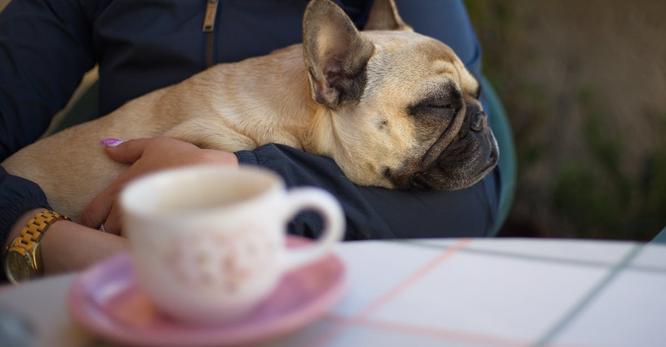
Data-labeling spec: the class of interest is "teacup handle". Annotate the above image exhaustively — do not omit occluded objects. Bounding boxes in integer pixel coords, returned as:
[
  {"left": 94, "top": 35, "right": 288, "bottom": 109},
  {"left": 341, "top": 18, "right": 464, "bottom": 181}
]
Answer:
[{"left": 282, "top": 188, "right": 345, "bottom": 271}]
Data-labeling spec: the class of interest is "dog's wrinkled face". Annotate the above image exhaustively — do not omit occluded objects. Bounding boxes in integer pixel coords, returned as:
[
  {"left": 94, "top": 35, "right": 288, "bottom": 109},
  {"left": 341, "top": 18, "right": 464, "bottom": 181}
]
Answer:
[
  {"left": 304, "top": 0, "right": 498, "bottom": 190},
  {"left": 359, "top": 32, "right": 499, "bottom": 190}
]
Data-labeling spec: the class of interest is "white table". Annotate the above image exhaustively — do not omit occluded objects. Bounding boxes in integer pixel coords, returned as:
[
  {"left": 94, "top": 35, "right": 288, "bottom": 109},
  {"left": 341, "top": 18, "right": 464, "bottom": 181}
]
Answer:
[{"left": 1, "top": 238, "right": 665, "bottom": 347}]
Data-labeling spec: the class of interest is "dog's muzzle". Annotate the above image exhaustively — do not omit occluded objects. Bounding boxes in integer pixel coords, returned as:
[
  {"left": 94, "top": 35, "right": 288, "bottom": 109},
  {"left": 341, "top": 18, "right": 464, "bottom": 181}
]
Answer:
[{"left": 411, "top": 106, "right": 499, "bottom": 191}]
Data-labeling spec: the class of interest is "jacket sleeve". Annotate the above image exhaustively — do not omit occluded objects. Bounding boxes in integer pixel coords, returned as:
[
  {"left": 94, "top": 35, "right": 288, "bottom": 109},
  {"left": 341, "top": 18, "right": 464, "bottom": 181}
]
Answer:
[
  {"left": 0, "top": 1, "right": 95, "bottom": 242},
  {"left": 236, "top": 144, "right": 498, "bottom": 240}
]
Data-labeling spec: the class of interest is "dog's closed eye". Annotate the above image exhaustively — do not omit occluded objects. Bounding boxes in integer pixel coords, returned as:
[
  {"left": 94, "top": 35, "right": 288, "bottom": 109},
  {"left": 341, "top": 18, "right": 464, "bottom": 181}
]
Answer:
[
  {"left": 425, "top": 103, "right": 454, "bottom": 110},
  {"left": 409, "top": 83, "right": 462, "bottom": 116},
  {"left": 409, "top": 96, "right": 461, "bottom": 116}
]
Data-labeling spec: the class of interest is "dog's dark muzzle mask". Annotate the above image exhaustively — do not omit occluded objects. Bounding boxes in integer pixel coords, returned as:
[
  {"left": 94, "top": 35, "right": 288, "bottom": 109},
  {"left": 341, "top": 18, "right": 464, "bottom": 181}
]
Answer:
[{"left": 394, "top": 100, "right": 499, "bottom": 191}]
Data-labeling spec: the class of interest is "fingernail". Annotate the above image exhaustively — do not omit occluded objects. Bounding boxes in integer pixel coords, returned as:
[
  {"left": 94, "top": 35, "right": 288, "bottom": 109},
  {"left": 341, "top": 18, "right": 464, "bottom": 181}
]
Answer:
[{"left": 100, "top": 138, "right": 123, "bottom": 147}]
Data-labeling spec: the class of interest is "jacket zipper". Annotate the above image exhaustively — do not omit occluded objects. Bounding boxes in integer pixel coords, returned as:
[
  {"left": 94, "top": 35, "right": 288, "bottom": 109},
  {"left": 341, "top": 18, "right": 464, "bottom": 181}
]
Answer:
[{"left": 203, "top": 0, "right": 219, "bottom": 67}]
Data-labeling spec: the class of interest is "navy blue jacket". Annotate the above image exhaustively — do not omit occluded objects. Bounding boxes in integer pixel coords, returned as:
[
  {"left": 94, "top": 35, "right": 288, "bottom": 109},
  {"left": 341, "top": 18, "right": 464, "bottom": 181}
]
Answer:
[{"left": 0, "top": 0, "right": 498, "bottom": 244}]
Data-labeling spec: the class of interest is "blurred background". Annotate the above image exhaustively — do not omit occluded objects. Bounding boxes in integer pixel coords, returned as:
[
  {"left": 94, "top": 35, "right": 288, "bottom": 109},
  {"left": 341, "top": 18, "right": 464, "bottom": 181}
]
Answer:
[
  {"left": 1, "top": 0, "right": 663, "bottom": 240},
  {"left": 465, "top": 0, "right": 666, "bottom": 240}
]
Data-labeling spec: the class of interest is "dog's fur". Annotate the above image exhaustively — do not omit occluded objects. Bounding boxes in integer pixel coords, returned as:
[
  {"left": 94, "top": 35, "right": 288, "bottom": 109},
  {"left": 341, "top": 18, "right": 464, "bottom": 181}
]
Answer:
[{"left": 2, "top": 0, "right": 498, "bottom": 220}]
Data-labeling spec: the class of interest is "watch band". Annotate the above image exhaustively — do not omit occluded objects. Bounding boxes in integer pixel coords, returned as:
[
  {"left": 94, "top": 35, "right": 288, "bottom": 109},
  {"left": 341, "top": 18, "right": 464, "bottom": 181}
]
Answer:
[{"left": 7, "top": 210, "right": 70, "bottom": 271}]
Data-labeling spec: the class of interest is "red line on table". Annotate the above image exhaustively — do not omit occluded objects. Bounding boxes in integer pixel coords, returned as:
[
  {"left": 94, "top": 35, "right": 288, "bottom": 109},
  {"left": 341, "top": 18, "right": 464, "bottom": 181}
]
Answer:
[
  {"left": 335, "top": 315, "right": 532, "bottom": 347},
  {"left": 310, "top": 238, "right": 472, "bottom": 347},
  {"left": 358, "top": 238, "right": 472, "bottom": 318},
  {"left": 315, "top": 314, "right": 598, "bottom": 347}
]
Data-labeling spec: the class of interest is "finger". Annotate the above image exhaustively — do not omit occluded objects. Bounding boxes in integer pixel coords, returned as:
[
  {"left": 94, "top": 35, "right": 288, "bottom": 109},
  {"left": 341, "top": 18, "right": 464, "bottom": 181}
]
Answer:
[
  {"left": 102, "top": 204, "right": 123, "bottom": 236},
  {"left": 83, "top": 138, "right": 155, "bottom": 226},
  {"left": 79, "top": 186, "right": 115, "bottom": 228},
  {"left": 103, "top": 138, "right": 152, "bottom": 164}
]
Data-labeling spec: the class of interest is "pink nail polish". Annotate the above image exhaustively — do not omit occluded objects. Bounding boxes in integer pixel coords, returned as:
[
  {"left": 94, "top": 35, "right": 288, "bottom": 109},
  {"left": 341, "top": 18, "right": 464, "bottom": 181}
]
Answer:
[{"left": 100, "top": 138, "right": 123, "bottom": 147}]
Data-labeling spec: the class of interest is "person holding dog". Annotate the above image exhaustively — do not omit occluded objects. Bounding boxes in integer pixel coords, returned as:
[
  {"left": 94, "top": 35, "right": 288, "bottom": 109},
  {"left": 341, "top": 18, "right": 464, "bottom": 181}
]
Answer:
[{"left": 0, "top": 0, "right": 499, "bottom": 283}]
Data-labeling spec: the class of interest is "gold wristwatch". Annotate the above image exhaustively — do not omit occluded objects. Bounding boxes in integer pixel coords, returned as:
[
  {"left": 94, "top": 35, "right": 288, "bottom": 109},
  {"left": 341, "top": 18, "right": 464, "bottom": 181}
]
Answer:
[{"left": 4, "top": 210, "right": 70, "bottom": 284}]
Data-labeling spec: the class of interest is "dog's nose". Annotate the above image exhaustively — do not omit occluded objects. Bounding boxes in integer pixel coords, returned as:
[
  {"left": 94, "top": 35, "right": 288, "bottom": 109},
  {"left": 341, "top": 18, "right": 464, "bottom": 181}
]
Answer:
[{"left": 470, "top": 111, "right": 487, "bottom": 132}]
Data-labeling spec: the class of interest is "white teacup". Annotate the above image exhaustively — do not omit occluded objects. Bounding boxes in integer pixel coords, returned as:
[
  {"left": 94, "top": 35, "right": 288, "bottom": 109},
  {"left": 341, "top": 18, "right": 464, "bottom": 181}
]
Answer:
[{"left": 120, "top": 165, "right": 344, "bottom": 324}]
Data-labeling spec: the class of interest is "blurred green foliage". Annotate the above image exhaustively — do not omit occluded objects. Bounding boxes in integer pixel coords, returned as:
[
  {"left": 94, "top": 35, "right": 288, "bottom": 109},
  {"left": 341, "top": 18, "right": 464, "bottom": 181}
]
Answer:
[{"left": 465, "top": 0, "right": 666, "bottom": 240}]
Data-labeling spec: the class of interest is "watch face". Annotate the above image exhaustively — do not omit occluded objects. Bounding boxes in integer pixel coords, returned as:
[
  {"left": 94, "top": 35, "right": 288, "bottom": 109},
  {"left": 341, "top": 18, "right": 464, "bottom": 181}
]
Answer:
[{"left": 4, "top": 251, "right": 35, "bottom": 284}]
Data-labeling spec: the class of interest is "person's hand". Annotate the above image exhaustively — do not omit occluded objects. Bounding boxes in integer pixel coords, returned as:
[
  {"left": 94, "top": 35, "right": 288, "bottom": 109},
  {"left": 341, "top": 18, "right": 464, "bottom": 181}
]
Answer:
[{"left": 80, "top": 137, "right": 238, "bottom": 235}]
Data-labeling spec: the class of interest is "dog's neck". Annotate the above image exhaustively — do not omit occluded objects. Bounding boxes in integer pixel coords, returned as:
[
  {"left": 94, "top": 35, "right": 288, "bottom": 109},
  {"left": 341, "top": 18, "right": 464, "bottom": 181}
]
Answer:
[{"left": 203, "top": 44, "right": 343, "bottom": 158}]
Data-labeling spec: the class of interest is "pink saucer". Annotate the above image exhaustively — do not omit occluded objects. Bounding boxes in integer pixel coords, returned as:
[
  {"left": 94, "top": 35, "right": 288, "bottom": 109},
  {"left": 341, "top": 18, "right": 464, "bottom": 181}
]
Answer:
[{"left": 67, "top": 236, "right": 346, "bottom": 347}]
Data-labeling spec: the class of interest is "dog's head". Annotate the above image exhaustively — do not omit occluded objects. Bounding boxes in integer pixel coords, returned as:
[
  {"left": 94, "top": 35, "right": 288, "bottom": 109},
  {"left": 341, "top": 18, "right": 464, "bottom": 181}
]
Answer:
[{"left": 303, "top": 0, "right": 499, "bottom": 190}]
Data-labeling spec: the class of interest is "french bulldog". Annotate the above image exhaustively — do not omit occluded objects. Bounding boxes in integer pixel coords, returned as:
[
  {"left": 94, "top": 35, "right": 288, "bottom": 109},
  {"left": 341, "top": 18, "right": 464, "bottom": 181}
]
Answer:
[{"left": 2, "top": 0, "right": 499, "bottom": 220}]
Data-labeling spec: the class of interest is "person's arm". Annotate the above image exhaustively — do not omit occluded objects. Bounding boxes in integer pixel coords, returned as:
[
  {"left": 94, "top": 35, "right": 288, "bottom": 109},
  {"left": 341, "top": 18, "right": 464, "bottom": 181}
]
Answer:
[
  {"left": 236, "top": 144, "right": 497, "bottom": 240},
  {"left": 5, "top": 208, "right": 128, "bottom": 275},
  {"left": 4, "top": 137, "right": 238, "bottom": 278},
  {"left": 0, "top": 0, "right": 96, "bottom": 277}
]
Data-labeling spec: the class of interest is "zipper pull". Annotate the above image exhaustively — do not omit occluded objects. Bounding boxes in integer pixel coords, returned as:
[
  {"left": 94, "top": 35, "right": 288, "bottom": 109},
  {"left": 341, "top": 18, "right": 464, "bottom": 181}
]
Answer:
[{"left": 203, "top": 0, "right": 219, "bottom": 32}]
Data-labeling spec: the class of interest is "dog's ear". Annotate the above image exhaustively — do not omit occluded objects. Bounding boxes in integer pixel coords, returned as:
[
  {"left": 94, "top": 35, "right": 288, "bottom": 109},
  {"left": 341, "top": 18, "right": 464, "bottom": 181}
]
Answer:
[
  {"left": 364, "top": 0, "right": 412, "bottom": 31},
  {"left": 303, "top": 0, "right": 374, "bottom": 108}
]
